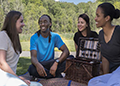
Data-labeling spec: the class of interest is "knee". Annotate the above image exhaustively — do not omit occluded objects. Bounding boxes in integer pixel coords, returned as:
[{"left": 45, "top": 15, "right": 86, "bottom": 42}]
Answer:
[
  {"left": 28, "top": 64, "right": 36, "bottom": 75},
  {"left": 67, "top": 55, "right": 74, "bottom": 59},
  {"left": 88, "top": 78, "right": 93, "bottom": 86},
  {"left": 88, "top": 78, "right": 97, "bottom": 86}
]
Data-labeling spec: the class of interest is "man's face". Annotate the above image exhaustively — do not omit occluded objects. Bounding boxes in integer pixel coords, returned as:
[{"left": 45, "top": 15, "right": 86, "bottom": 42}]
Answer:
[{"left": 39, "top": 16, "right": 51, "bottom": 33}]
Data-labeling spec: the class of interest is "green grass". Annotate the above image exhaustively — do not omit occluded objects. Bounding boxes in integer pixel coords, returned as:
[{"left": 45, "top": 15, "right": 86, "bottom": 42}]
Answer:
[
  {"left": 59, "top": 33, "right": 74, "bottom": 40},
  {"left": 17, "top": 57, "right": 31, "bottom": 75},
  {"left": 64, "top": 40, "right": 75, "bottom": 52},
  {"left": 21, "top": 42, "right": 30, "bottom": 51},
  {"left": 19, "top": 34, "right": 31, "bottom": 42}
]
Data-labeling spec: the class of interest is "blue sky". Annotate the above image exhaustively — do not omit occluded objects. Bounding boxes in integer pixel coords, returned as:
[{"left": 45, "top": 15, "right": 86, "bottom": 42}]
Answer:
[{"left": 55, "top": 0, "right": 95, "bottom": 5}]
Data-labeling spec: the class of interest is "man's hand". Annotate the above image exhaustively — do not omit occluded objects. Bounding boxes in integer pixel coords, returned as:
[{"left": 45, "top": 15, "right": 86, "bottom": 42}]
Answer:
[
  {"left": 31, "top": 50, "right": 47, "bottom": 77},
  {"left": 50, "top": 62, "right": 58, "bottom": 77},
  {"left": 36, "top": 63, "right": 47, "bottom": 77}
]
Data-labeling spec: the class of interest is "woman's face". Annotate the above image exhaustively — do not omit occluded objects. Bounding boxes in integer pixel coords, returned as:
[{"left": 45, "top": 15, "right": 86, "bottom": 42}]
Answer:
[
  {"left": 95, "top": 7, "right": 107, "bottom": 28},
  {"left": 39, "top": 16, "right": 51, "bottom": 33},
  {"left": 16, "top": 15, "right": 25, "bottom": 34},
  {"left": 77, "top": 17, "right": 88, "bottom": 32}
]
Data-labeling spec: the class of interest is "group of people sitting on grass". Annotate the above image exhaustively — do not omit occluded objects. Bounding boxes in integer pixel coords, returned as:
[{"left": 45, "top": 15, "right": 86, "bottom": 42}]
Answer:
[{"left": 0, "top": 2, "right": 120, "bottom": 86}]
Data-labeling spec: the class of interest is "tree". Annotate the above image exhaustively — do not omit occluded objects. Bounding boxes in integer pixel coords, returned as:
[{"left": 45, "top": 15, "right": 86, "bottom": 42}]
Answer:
[
  {"left": 0, "top": 7, "right": 4, "bottom": 29},
  {"left": 23, "top": 2, "right": 47, "bottom": 34},
  {"left": 96, "top": 0, "right": 120, "bottom": 3}
]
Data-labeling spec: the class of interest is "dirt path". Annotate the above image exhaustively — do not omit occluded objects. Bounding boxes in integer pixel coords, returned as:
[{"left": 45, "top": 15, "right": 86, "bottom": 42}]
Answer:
[{"left": 20, "top": 51, "right": 76, "bottom": 58}]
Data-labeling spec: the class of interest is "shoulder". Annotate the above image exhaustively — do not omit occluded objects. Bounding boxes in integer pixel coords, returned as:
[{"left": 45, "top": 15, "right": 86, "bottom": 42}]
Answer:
[
  {"left": 99, "top": 29, "right": 103, "bottom": 35},
  {"left": 91, "top": 31, "right": 97, "bottom": 34},
  {"left": 0, "top": 31, "right": 10, "bottom": 45},
  {"left": 30, "top": 33, "right": 39, "bottom": 41},
  {"left": 74, "top": 31, "right": 81, "bottom": 37},
  {"left": 90, "top": 31, "right": 98, "bottom": 35},
  {"left": 90, "top": 31, "right": 98, "bottom": 38},
  {"left": 74, "top": 32, "right": 78, "bottom": 36},
  {"left": 0, "top": 31, "right": 7, "bottom": 35},
  {"left": 51, "top": 32, "right": 61, "bottom": 38},
  {"left": 115, "top": 25, "right": 120, "bottom": 31},
  {"left": 114, "top": 25, "right": 120, "bottom": 36},
  {"left": 98, "top": 30, "right": 104, "bottom": 39},
  {"left": 98, "top": 30, "right": 103, "bottom": 43},
  {"left": 51, "top": 32, "right": 59, "bottom": 35},
  {"left": 0, "top": 31, "right": 9, "bottom": 39},
  {"left": 31, "top": 33, "right": 38, "bottom": 39},
  {"left": 74, "top": 31, "right": 82, "bottom": 40},
  {"left": 75, "top": 32, "right": 80, "bottom": 35}
]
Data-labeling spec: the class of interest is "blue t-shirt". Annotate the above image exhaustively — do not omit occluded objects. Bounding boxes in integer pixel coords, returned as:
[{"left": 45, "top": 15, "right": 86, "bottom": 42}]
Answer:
[{"left": 30, "top": 32, "right": 64, "bottom": 62}]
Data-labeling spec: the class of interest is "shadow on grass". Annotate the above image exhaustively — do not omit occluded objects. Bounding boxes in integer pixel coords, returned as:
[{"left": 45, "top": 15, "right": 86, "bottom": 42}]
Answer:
[{"left": 17, "top": 57, "right": 31, "bottom": 76}]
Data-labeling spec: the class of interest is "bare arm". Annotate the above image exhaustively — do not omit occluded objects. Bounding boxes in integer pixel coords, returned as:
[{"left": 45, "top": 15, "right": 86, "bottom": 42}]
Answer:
[
  {"left": 30, "top": 50, "right": 47, "bottom": 77},
  {"left": 57, "top": 44, "right": 70, "bottom": 62},
  {"left": 31, "top": 50, "right": 39, "bottom": 66},
  {"left": 50, "top": 44, "right": 70, "bottom": 76},
  {"left": 74, "top": 42, "right": 78, "bottom": 52},
  {"left": 0, "top": 50, "right": 16, "bottom": 76},
  {"left": 0, "top": 50, "right": 30, "bottom": 85},
  {"left": 102, "top": 56, "right": 109, "bottom": 74}
]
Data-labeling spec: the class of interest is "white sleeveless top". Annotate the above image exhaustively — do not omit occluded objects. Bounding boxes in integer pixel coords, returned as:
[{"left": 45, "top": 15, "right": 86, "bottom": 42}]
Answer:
[{"left": 0, "top": 31, "right": 20, "bottom": 73}]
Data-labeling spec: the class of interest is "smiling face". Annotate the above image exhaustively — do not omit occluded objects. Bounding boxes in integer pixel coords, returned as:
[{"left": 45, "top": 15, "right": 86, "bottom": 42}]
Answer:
[
  {"left": 77, "top": 17, "right": 88, "bottom": 32},
  {"left": 39, "top": 16, "right": 51, "bottom": 33},
  {"left": 95, "top": 7, "right": 108, "bottom": 28},
  {"left": 16, "top": 15, "right": 25, "bottom": 34}
]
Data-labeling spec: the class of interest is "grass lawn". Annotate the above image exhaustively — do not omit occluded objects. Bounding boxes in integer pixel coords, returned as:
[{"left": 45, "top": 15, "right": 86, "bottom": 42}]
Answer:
[
  {"left": 17, "top": 57, "right": 31, "bottom": 75},
  {"left": 21, "top": 42, "right": 30, "bottom": 51},
  {"left": 64, "top": 40, "right": 75, "bottom": 52}
]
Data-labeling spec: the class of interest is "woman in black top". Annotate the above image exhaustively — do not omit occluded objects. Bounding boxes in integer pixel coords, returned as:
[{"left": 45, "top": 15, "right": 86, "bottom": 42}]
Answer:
[
  {"left": 88, "top": 2, "right": 120, "bottom": 86},
  {"left": 74, "top": 13, "right": 98, "bottom": 52},
  {"left": 95, "top": 3, "right": 120, "bottom": 74}
]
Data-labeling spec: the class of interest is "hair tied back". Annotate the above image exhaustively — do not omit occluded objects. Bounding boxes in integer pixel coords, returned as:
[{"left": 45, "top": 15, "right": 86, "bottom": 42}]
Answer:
[{"left": 114, "top": 9, "right": 120, "bottom": 19}]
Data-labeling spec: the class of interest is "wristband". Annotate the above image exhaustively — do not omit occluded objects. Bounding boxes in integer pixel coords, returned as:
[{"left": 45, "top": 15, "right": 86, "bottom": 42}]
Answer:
[{"left": 55, "top": 59, "right": 60, "bottom": 63}]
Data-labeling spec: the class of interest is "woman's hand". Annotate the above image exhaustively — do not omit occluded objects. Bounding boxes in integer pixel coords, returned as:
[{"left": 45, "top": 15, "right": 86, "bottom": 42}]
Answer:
[
  {"left": 23, "top": 79, "right": 31, "bottom": 86},
  {"left": 19, "top": 76, "right": 30, "bottom": 85}
]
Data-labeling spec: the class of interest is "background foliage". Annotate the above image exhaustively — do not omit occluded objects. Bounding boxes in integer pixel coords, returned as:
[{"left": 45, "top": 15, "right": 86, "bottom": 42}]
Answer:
[
  {"left": 0, "top": 0, "right": 120, "bottom": 52},
  {"left": 0, "top": 0, "right": 120, "bottom": 35}
]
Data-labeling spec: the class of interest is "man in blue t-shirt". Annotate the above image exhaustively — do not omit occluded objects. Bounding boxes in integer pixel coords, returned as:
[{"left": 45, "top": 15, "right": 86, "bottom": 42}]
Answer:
[{"left": 28, "top": 14, "right": 70, "bottom": 78}]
